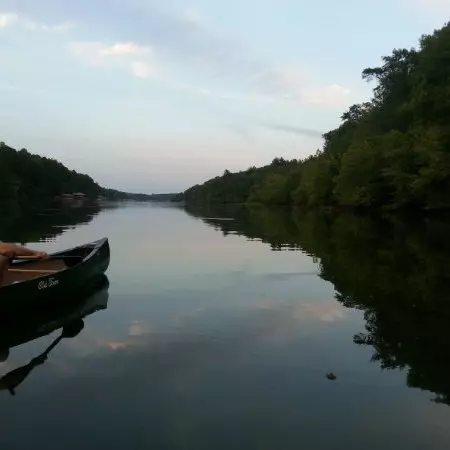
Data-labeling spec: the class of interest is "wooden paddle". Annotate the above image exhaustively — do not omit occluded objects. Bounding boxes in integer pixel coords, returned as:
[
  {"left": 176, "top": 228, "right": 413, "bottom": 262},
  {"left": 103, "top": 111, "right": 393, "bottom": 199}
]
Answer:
[
  {"left": 7, "top": 269, "right": 60, "bottom": 274},
  {"left": 14, "top": 255, "right": 81, "bottom": 260},
  {"left": 9, "top": 254, "right": 82, "bottom": 273}
]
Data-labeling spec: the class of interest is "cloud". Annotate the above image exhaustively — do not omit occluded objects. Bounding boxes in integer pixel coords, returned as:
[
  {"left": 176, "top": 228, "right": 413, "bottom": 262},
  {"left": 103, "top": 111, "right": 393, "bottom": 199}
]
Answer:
[
  {"left": 164, "top": 47, "right": 351, "bottom": 109},
  {"left": 70, "top": 41, "right": 157, "bottom": 78},
  {"left": 0, "top": 11, "right": 72, "bottom": 32},
  {"left": 0, "top": 12, "right": 18, "bottom": 28},
  {"left": 303, "top": 84, "right": 351, "bottom": 108},
  {"left": 250, "top": 67, "right": 308, "bottom": 96},
  {"left": 171, "top": 88, "right": 324, "bottom": 141},
  {"left": 70, "top": 41, "right": 151, "bottom": 65},
  {"left": 0, "top": 83, "right": 46, "bottom": 95},
  {"left": 257, "top": 122, "right": 323, "bottom": 138},
  {"left": 101, "top": 42, "right": 150, "bottom": 57},
  {"left": 249, "top": 67, "right": 351, "bottom": 108},
  {"left": 71, "top": 42, "right": 110, "bottom": 67},
  {"left": 131, "top": 61, "right": 155, "bottom": 79},
  {"left": 414, "top": 0, "right": 450, "bottom": 11},
  {"left": 48, "top": 1, "right": 349, "bottom": 108},
  {"left": 180, "top": 8, "right": 207, "bottom": 29},
  {"left": 171, "top": 83, "right": 213, "bottom": 97},
  {"left": 23, "top": 19, "right": 73, "bottom": 32}
]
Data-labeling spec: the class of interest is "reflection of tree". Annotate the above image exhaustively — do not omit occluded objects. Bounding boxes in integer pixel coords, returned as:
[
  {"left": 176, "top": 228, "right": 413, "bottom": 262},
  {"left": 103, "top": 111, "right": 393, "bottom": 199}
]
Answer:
[
  {"left": 186, "top": 204, "right": 450, "bottom": 405},
  {"left": 353, "top": 306, "right": 450, "bottom": 405},
  {"left": 0, "top": 201, "right": 102, "bottom": 243}
]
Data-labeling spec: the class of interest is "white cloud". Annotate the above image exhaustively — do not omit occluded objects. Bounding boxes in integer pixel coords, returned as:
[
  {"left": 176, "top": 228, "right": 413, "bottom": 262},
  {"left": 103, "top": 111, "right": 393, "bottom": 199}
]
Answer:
[
  {"left": 0, "top": 83, "right": 46, "bottom": 95},
  {"left": 71, "top": 42, "right": 110, "bottom": 67},
  {"left": 64, "top": 3, "right": 351, "bottom": 109},
  {"left": 71, "top": 41, "right": 151, "bottom": 66},
  {"left": 250, "top": 67, "right": 308, "bottom": 96},
  {"left": 247, "top": 67, "right": 351, "bottom": 108},
  {"left": 0, "top": 12, "right": 18, "bottom": 28},
  {"left": 0, "top": 11, "right": 72, "bottom": 32},
  {"left": 303, "top": 84, "right": 351, "bottom": 108},
  {"left": 131, "top": 61, "right": 154, "bottom": 79},
  {"left": 23, "top": 19, "right": 74, "bottom": 33},
  {"left": 71, "top": 41, "right": 157, "bottom": 79},
  {"left": 168, "top": 82, "right": 223, "bottom": 99},
  {"left": 414, "top": 0, "right": 450, "bottom": 11},
  {"left": 102, "top": 42, "right": 150, "bottom": 57},
  {"left": 180, "top": 8, "right": 207, "bottom": 29}
]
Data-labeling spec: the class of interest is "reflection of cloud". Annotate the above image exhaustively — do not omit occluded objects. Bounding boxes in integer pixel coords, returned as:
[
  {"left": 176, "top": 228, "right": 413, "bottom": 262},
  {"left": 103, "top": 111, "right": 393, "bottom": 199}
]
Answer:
[
  {"left": 293, "top": 302, "right": 346, "bottom": 323},
  {"left": 103, "top": 341, "right": 130, "bottom": 350},
  {"left": 55, "top": 300, "right": 347, "bottom": 382},
  {"left": 257, "top": 300, "right": 346, "bottom": 323},
  {"left": 128, "top": 320, "right": 152, "bottom": 337}
]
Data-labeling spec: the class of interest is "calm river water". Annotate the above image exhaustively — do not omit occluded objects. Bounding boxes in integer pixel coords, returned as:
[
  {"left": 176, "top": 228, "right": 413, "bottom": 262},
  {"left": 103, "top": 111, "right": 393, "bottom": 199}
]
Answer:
[{"left": 1, "top": 201, "right": 450, "bottom": 449}]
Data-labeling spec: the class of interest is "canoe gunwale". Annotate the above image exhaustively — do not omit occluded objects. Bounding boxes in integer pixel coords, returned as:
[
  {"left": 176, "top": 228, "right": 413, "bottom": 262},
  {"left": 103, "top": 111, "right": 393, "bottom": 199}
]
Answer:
[
  {"left": 0, "top": 237, "right": 110, "bottom": 301},
  {"left": 10, "top": 237, "right": 107, "bottom": 274}
]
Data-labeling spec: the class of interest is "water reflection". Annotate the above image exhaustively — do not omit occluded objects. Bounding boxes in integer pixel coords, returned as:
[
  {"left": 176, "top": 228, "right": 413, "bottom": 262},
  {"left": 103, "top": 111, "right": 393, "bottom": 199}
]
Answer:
[
  {"left": 0, "top": 200, "right": 107, "bottom": 243},
  {"left": 1, "top": 201, "right": 450, "bottom": 449},
  {"left": 0, "top": 276, "right": 109, "bottom": 396},
  {"left": 185, "top": 203, "right": 450, "bottom": 406}
]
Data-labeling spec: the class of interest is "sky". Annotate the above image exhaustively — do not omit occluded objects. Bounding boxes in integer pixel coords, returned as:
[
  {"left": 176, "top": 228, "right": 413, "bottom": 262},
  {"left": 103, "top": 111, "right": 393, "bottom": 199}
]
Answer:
[{"left": 0, "top": 0, "right": 448, "bottom": 193}]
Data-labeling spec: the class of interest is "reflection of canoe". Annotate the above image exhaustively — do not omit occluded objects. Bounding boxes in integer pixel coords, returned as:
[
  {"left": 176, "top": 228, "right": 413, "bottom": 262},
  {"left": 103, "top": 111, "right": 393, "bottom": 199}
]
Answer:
[
  {"left": 0, "top": 275, "right": 109, "bottom": 351},
  {"left": 1, "top": 238, "right": 110, "bottom": 306}
]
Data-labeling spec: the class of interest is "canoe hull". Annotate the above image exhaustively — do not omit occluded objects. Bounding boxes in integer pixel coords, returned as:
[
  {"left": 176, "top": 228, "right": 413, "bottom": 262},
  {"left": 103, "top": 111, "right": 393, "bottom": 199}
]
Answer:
[{"left": 0, "top": 238, "right": 110, "bottom": 309}]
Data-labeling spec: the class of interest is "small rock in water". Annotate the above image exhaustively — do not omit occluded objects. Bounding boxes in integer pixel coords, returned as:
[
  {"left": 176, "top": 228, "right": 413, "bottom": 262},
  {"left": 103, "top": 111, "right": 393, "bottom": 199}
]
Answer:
[{"left": 326, "top": 372, "right": 337, "bottom": 380}]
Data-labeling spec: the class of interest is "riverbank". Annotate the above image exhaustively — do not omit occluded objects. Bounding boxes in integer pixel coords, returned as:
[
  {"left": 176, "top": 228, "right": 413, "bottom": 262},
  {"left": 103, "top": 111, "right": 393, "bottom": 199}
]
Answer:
[{"left": 181, "top": 22, "right": 450, "bottom": 213}]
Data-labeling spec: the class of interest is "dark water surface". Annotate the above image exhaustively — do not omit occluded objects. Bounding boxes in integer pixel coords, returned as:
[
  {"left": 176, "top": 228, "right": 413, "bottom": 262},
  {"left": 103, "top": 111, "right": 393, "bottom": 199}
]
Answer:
[{"left": 1, "top": 201, "right": 450, "bottom": 449}]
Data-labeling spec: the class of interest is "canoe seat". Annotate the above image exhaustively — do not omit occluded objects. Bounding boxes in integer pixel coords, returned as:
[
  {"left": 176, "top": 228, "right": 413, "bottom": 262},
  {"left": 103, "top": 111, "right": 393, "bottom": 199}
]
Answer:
[{"left": 2, "top": 259, "right": 67, "bottom": 287}]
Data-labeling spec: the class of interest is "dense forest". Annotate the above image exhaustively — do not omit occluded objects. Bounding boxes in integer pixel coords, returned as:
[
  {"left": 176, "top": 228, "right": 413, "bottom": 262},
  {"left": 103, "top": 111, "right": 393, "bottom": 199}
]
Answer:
[
  {"left": 183, "top": 22, "right": 450, "bottom": 211},
  {"left": 103, "top": 189, "right": 180, "bottom": 202},
  {"left": 0, "top": 142, "right": 172, "bottom": 206},
  {"left": 0, "top": 142, "right": 102, "bottom": 204},
  {"left": 185, "top": 203, "right": 450, "bottom": 405}
]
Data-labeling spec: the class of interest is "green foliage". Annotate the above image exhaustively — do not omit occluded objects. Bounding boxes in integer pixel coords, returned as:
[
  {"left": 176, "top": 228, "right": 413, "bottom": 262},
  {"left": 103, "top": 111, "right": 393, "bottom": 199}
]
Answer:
[
  {"left": 184, "top": 159, "right": 300, "bottom": 204},
  {"left": 249, "top": 173, "right": 293, "bottom": 205},
  {"left": 101, "top": 188, "right": 179, "bottom": 202},
  {"left": 182, "top": 21, "right": 450, "bottom": 211},
  {"left": 292, "top": 156, "right": 338, "bottom": 207},
  {"left": 0, "top": 144, "right": 102, "bottom": 204},
  {"left": 0, "top": 152, "right": 18, "bottom": 204},
  {"left": 0, "top": 143, "right": 163, "bottom": 205}
]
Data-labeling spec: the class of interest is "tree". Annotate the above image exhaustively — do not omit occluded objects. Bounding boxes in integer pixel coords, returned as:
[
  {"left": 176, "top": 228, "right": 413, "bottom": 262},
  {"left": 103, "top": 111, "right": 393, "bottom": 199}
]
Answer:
[{"left": 181, "top": 22, "right": 450, "bottom": 211}]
